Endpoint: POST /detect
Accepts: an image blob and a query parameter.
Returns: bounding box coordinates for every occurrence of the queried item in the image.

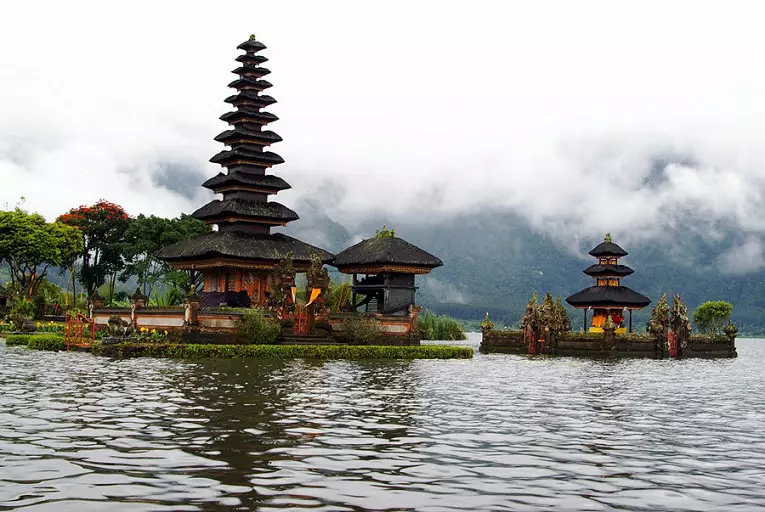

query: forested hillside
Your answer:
[285,204,765,334]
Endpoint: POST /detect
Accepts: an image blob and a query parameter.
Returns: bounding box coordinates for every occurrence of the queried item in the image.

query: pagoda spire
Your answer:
[156,35,334,308]
[195,36,297,235]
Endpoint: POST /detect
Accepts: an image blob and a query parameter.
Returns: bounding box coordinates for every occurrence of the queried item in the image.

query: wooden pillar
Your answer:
[583,308,587,332]
[352,273,357,312]
[629,309,633,333]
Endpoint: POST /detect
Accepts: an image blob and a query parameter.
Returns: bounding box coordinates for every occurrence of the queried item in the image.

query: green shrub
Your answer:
[235,309,281,344]
[418,310,467,341]
[92,342,473,360]
[11,299,35,319]
[342,316,381,344]
[27,335,66,351]
[3,334,33,346]
[693,301,734,336]
[3,334,66,350]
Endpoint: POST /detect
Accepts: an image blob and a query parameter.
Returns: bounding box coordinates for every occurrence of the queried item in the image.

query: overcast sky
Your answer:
[2,1,765,266]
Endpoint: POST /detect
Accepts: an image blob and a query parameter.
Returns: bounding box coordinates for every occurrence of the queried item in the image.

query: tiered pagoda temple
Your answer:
[566,234,650,332]
[333,233,443,315]
[157,36,333,307]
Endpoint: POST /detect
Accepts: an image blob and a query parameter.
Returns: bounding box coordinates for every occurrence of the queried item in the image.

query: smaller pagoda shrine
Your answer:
[566,234,651,333]
[332,230,443,316]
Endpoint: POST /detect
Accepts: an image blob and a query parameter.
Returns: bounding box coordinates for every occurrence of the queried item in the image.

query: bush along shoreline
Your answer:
[2,334,473,360]
[2,334,66,351]
[95,342,473,360]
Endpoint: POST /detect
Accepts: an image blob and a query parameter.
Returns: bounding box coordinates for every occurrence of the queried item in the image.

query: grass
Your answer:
[92,342,473,360]
[418,310,467,341]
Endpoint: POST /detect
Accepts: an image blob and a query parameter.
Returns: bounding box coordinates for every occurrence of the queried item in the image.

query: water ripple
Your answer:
[1,336,764,510]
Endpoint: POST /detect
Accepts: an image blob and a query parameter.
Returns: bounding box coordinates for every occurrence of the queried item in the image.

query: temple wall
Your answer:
[477,330,525,354]
[93,308,186,330]
[480,329,737,358]
[91,308,421,345]
[328,313,420,345]
[198,313,239,331]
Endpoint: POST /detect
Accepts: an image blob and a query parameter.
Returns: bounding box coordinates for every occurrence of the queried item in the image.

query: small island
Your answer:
[480,235,738,358]
[0,35,470,361]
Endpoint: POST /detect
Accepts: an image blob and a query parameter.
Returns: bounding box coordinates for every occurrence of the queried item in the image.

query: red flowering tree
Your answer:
[57,200,130,297]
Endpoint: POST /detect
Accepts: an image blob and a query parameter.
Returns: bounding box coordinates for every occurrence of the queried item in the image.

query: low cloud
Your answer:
[718,237,765,275]
[2,1,765,273]
[150,162,209,201]
[420,276,468,305]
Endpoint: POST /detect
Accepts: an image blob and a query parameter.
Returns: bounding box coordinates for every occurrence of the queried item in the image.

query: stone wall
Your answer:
[478,329,525,354]
[91,307,421,345]
[481,328,737,359]
[93,307,241,333]
[328,312,421,345]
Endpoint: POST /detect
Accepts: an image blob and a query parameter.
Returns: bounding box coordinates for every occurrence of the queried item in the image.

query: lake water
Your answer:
[1,334,764,511]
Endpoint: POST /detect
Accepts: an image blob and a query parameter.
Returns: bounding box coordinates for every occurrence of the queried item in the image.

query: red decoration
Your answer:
[668,330,678,357]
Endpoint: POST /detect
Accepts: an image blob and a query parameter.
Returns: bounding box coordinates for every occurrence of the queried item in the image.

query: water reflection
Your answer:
[1,336,764,511]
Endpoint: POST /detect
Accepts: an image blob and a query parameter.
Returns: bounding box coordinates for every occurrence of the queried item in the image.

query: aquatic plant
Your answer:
[418,310,466,341]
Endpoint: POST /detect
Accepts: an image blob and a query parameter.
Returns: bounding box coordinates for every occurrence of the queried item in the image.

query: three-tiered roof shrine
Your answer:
[566,234,651,332]
[157,36,333,307]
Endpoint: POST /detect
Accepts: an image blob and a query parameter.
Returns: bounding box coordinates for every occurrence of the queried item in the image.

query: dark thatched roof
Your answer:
[235,54,268,65]
[224,93,277,108]
[156,231,333,263]
[192,198,298,223]
[219,109,279,125]
[232,65,271,77]
[228,78,273,90]
[209,149,284,167]
[566,286,651,309]
[333,236,443,269]
[215,128,282,145]
[583,264,634,277]
[589,241,628,257]
[202,172,291,192]
[237,39,267,52]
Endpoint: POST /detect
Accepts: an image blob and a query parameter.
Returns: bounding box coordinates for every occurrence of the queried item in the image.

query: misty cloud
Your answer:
[718,237,765,275]
[420,276,468,305]
[150,162,208,201]
[2,1,765,271]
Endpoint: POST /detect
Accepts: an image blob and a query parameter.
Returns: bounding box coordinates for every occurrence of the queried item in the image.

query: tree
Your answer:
[693,301,733,336]
[120,214,209,300]
[0,209,82,299]
[57,200,130,297]
[648,293,669,339]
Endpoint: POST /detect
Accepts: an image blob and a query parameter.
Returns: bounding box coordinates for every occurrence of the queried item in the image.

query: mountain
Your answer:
[284,202,765,335]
